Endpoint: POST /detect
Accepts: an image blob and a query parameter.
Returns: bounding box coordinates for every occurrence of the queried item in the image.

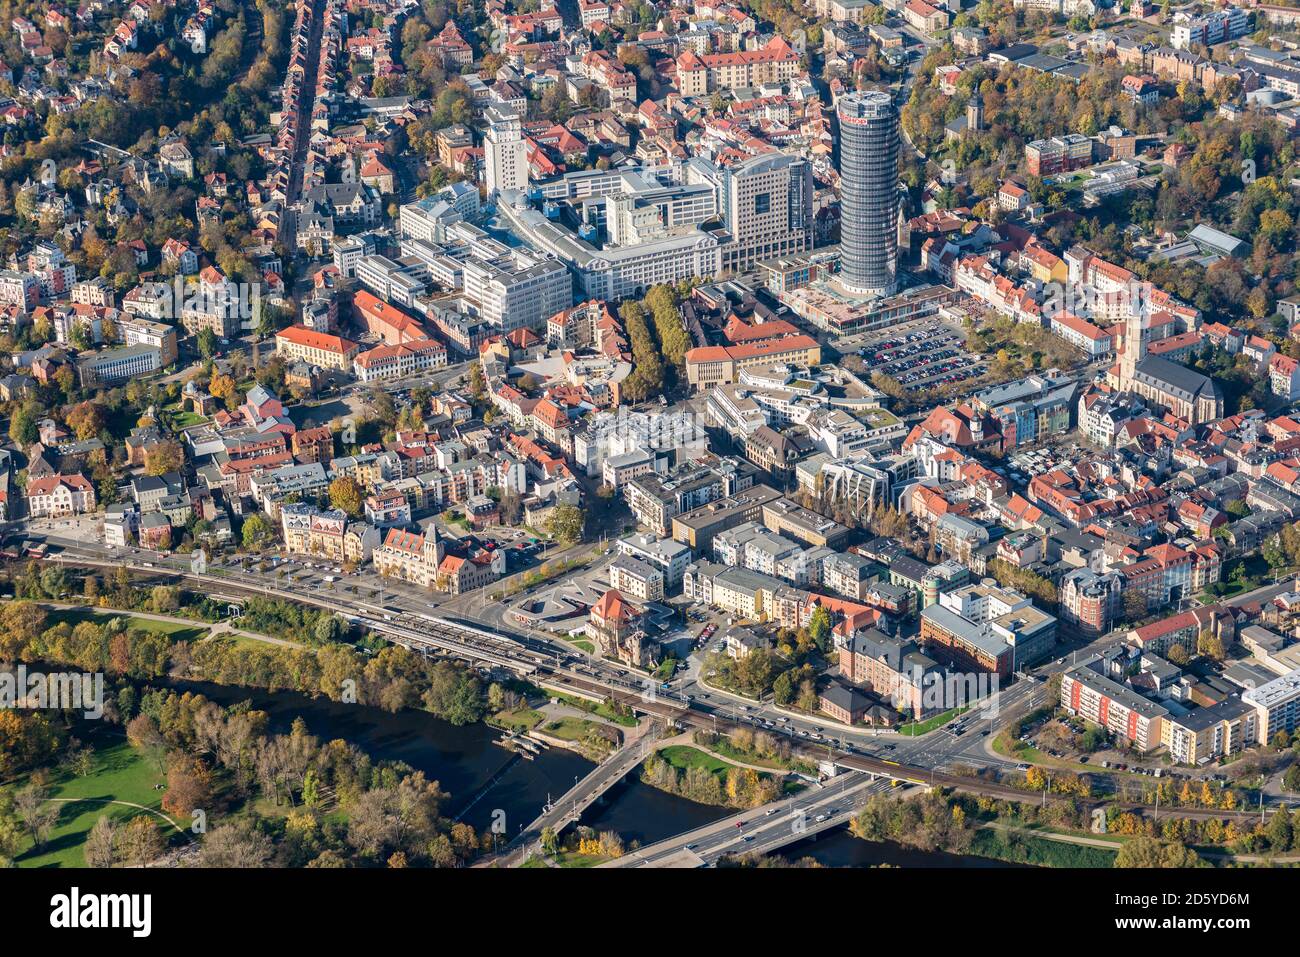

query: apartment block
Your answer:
[1025,134,1093,177]
[1061,656,1168,751]
[919,582,1056,677]
[1242,669,1300,744]
[671,484,783,553]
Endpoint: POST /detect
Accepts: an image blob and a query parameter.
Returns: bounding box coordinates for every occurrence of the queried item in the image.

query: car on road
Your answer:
[735,821,746,828]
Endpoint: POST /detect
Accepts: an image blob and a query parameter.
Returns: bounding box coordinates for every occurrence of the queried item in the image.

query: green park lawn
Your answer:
[490,707,544,732]
[970,828,1116,868]
[543,717,603,742]
[522,850,607,867]
[164,407,209,429]
[554,851,606,867]
[5,739,185,868]
[898,706,969,737]
[657,745,793,796]
[705,738,803,772]
[543,717,589,740]
[657,745,734,777]
[48,607,209,643]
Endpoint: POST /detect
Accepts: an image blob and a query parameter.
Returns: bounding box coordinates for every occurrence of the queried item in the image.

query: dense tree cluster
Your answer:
[114,690,484,867]
[643,285,693,372]
[619,301,666,403]
[640,751,781,808]
[0,710,62,779]
[0,598,487,725]
[850,790,974,853]
[986,559,1058,608]
[703,647,774,698]
[546,503,586,545]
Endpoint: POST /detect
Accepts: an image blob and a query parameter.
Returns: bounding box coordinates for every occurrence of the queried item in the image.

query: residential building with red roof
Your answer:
[1270,353,1300,401]
[1125,604,1234,658]
[373,527,443,588]
[684,334,821,390]
[352,289,432,345]
[275,324,359,372]
[353,338,448,382]
[588,589,657,667]
[675,36,800,96]
[26,472,95,517]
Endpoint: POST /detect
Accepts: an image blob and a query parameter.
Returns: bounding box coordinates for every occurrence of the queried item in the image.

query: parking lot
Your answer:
[843,319,987,392]
[1002,440,1091,484]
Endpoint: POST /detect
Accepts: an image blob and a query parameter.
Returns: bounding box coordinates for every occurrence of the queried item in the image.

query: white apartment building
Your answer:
[77,344,163,387]
[609,554,665,602]
[1060,658,1167,752]
[485,106,528,196]
[1171,8,1249,50]
[353,338,449,382]
[1243,668,1300,744]
[618,532,692,589]
[460,250,571,333]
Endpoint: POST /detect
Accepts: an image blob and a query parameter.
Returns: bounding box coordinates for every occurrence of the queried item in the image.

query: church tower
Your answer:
[966,92,984,134]
[1119,307,1146,387]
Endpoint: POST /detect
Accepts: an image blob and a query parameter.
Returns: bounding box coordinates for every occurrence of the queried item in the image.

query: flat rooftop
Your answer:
[1243,668,1300,709]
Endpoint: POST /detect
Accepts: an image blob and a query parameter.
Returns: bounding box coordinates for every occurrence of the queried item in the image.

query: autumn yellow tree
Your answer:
[144,440,184,476]
[726,767,760,807]
[65,401,105,440]
[209,373,238,409]
[328,476,364,517]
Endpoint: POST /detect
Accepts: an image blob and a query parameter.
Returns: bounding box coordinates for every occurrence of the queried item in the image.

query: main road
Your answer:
[604,772,898,868]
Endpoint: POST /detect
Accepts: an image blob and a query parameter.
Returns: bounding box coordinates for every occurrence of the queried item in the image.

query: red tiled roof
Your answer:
[276,325,357,355]
[592,588,638,623]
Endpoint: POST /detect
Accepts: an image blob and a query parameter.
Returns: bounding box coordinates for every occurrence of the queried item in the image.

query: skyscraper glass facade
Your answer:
[837,91,899,297]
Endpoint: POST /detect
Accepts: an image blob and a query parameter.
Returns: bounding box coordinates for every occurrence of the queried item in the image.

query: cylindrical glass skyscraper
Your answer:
[836,90,899,297]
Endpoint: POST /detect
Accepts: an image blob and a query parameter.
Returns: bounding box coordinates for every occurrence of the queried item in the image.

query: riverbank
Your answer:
[770,827,1034,868]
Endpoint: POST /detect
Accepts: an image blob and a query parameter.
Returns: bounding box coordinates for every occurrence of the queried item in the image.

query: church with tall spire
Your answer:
[1107,307,1222,425]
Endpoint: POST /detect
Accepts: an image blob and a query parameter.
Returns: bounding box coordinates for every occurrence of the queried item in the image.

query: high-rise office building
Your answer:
[837,91,899,297]
[484,106,527,197]
[715,152,814,273]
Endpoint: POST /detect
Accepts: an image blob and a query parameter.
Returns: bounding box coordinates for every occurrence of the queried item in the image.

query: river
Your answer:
[579,777,734,846]
[769,828,1032,868]
[167,680,1028,866]
[171,680,595,836]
